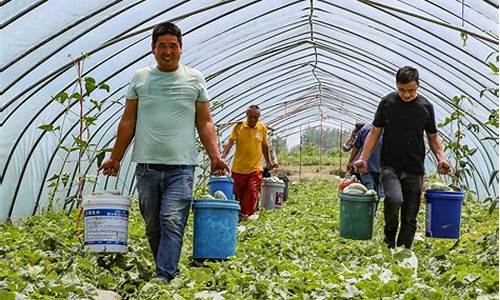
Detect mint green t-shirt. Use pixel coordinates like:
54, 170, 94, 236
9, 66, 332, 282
126, 64, 210, 165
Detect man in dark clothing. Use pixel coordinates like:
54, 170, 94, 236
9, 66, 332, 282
347, 123, 383, 200
343, 122, 365, 180
354, 66, 450, 249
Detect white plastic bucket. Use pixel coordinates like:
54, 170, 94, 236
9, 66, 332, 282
83, 193, 130, 253
260, 181, 285, 209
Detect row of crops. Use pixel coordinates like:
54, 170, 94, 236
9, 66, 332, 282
0, 180, 498, 299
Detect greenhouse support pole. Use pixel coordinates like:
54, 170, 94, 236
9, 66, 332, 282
319, 113, 323, 173
339, 123, 342, 174
299, 124, 302, 182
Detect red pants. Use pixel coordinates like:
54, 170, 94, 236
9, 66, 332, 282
232, 171, 263, 217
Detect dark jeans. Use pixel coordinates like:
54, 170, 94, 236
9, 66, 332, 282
380, 166, 423, 249
135, 163, 195, 281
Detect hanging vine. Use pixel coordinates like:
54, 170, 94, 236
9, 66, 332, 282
37, 54, 111, 213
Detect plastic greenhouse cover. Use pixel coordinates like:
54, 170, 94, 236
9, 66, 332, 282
0, 0, 498, 222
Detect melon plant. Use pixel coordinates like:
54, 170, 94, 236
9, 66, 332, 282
0, 180, 497, 299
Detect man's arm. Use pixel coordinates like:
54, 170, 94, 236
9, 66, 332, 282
427, 132, 451, 174
354, 126, 383, 173
261, 143, 272, 168
99, 99, 137, 176
195, 101, 229, 173
221, 139, 235, 160
346, 146, 360, 172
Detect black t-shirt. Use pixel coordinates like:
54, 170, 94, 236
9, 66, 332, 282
373, 92, 437, 175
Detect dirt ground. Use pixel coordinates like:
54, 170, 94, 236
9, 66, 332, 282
271, 165, 346, 182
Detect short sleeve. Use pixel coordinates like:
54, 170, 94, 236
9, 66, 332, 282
372, 98, 385, 128
353, 130, 363, 149
230, 123, 240, 141
425, 103, 438, 134
126, 72, 139, 100
196, 74, 210, 102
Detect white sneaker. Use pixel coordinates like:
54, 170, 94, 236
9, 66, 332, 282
248, 214, 259, 221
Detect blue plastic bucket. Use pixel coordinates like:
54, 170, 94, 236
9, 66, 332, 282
425, 190, 465, 239
192, 199, 240, 259
208, 176, 234, 200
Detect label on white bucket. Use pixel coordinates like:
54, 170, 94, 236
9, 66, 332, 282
84, 208, 128, 249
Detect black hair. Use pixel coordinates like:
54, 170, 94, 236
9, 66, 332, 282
354, 122, 365, 130
152, 22, 182, 49
247, 105, 260, 111
396, 66, 419, 84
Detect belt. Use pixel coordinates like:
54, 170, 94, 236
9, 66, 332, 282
141, 163, 180, 171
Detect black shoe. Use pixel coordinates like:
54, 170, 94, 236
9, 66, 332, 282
384, 238, 395, 249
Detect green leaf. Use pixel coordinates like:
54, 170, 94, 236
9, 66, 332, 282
488, 62, 499, 75
99, 83, 110, 93
83, 115, 97, 127
90, 99, 102, 111
0, 291, 15, 300
59, 145, 79, 152
84, 76, 96, 84
53, 92, 69, 104
189, 269, 213, 283
46, 174, 60, 182
466, 124, 479, 133
489, 200, 498, 214
488, 170, 498, 187
479, 89, 485, 98
85, 77, 97, 95
70, 92, 81, 100
38, 124, 60, 132
73, 136, 88, 148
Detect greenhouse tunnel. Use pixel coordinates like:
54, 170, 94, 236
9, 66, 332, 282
0, 0, 498, 223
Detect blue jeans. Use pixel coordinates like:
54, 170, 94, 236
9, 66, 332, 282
380, 166, 423, 249
360, 171, 383, 199
135, 164, 195, 281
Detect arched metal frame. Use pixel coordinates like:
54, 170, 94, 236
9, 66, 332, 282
0, 0, 497, 222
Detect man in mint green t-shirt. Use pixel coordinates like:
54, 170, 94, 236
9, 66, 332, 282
99, 22, 228, 282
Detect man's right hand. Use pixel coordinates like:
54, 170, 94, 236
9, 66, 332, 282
353, 159, 367, 174
98, 158, 120, 177
346, 163, 353, 173
211, 157, 230, 176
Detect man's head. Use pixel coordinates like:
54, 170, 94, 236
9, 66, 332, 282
343, 122, 365, 151
246, 105, 261, 127
396, 66, 419, 102
151, 22, 182, 72
354, 122, 364, 132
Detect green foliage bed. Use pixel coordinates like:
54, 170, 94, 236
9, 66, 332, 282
0, 181, 498, 299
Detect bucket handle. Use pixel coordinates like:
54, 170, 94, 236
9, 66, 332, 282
212, 169, 231, 177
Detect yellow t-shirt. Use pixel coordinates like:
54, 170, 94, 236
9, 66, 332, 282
230, 121, 268, 174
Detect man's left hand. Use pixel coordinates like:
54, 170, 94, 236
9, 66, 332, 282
437, 160, 451, 174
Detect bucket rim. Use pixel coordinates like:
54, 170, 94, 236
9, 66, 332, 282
194, 199, 239, 203
425, 189, 465, 195
193, 200, 240, 210
83, 194, 130, 206
338, 192, 377, 201
262, 181, 285, 186
208, 176, 234, 183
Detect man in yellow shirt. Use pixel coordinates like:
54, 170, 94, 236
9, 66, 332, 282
222, 105, 274, 220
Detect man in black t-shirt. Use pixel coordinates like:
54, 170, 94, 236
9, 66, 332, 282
354, 66, 451, 249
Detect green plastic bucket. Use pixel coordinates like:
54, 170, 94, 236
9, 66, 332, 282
339, 192, 377, 240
